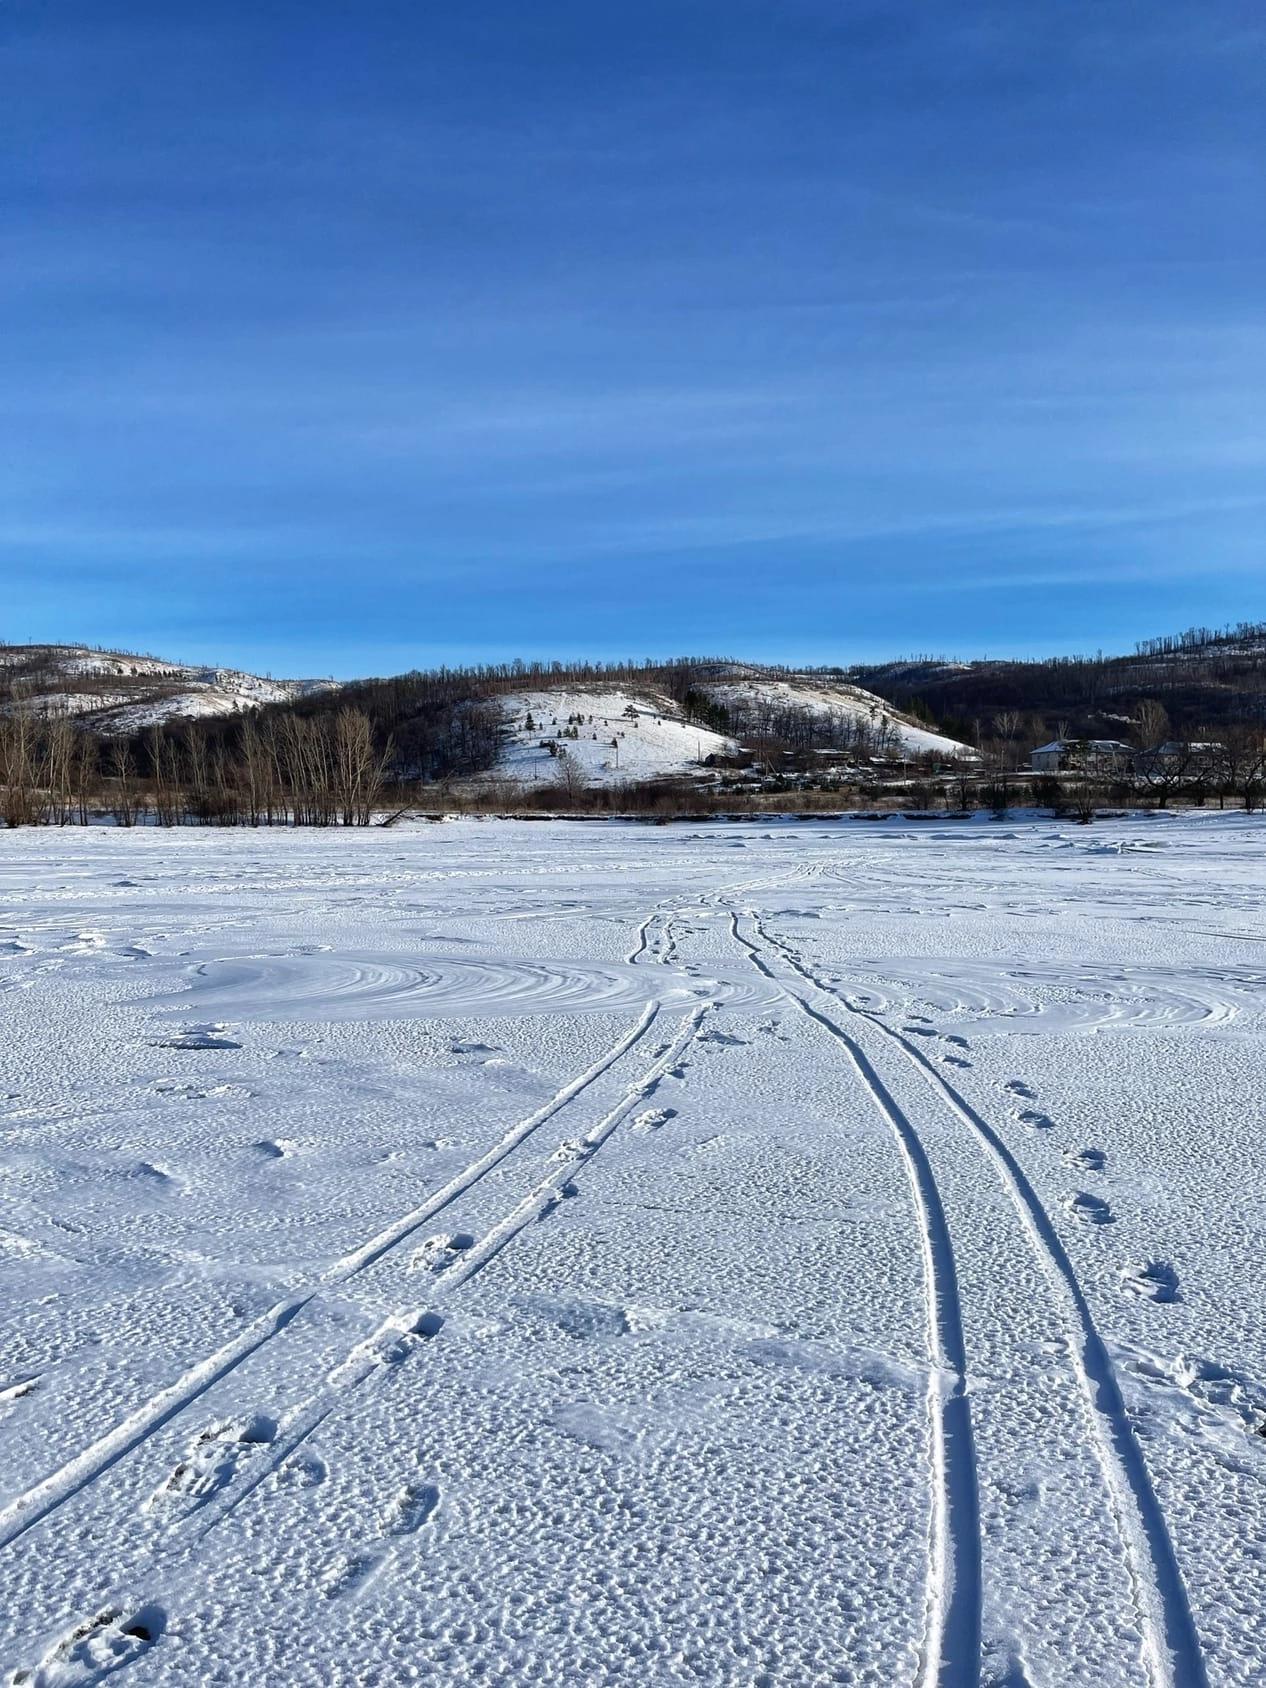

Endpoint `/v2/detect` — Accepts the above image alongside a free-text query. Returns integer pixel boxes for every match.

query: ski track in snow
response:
[2,817,1263,1684]
[2,904,712,1681]
[727,909,981,1688]
[742,908,1207,1688]
[0,915,695,1562]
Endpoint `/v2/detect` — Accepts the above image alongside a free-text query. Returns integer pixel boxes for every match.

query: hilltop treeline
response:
[855,623,1266,745]
[1133,621,1266,658]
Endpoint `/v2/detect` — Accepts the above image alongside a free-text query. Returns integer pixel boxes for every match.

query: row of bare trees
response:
[0,707,392,826]
[0,711,97,826]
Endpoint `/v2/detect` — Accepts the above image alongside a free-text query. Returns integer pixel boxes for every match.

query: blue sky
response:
[3,1,1263,677]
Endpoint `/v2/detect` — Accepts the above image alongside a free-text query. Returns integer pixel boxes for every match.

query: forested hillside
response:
[852,621,1266,748]
[4,627,1264,823]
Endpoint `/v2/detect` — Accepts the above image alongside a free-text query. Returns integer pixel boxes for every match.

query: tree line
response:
[0,706,392,827]
[855,626,1266,745]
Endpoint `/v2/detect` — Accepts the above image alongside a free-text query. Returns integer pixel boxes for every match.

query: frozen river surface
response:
[1,816,1264,1687]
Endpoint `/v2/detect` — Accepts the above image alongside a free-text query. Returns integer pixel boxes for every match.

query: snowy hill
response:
[0,645,339,731]
[696,670,973,759]
[473,673,972,789]
[478,688,737,787]
[0,645,973,780]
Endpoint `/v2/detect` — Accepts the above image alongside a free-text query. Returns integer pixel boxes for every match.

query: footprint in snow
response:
[1171,1355,1266,1433]
[1122,1260,1181,1303]
[278,1449,328,1489]
[551,1137,597,1165]
[1017,1109,1056,1132]
[391,1480,441,1534]
[1065,1146,1107,1173]
[127,1161,182,1191]
[148,1414,277,1513]
[1067,1191,1115,1226]
[940,1054,971,1068]
[322,1552,380,1602]
[324,1479,441,1602]
[632,1107,676,1133]
[983,1647,1037,1688]
[0,1375,38,1409]
[11,1604,166,1686]
[412,1233,474,1273]
[1004,1080,1037,1100]
[328,1313,443,1387]
[153,1022,242,1051]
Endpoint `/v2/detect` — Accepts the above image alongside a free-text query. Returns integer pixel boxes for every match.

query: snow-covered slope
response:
[2,647,971,769]
[699,671,974,759]
[0,645,338,731]
[477,674,971,788]
[479,688,736,786]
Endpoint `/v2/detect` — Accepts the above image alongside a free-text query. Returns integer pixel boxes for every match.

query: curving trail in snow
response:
[0,925,683,1558]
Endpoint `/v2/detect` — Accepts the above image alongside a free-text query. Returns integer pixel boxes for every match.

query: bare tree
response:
[334,708,391,825]
[1216,724,1266,812]
[554,747,588,807]
[992,709,1022,771]
[1131,698,1171,749]
[1134,741,1191,809]
[107,737,140,826]
[0,707,41,825]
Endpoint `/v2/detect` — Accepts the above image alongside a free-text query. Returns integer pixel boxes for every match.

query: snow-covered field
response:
[1,816,1264,1686]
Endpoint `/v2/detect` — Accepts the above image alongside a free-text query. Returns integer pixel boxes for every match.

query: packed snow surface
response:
[1,815,1264,1685]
